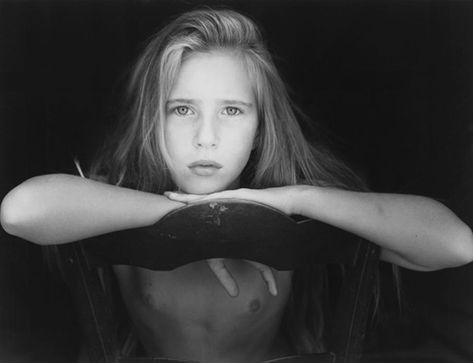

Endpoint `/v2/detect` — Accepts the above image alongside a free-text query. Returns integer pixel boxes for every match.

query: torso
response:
[113,259,293,363]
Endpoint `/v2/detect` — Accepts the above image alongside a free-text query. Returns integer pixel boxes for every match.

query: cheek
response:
[228,130,257,165]
[162,126,190,182]
[164,125,187,156]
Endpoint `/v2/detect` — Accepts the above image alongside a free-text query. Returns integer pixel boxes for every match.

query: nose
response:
[193,114,218,149]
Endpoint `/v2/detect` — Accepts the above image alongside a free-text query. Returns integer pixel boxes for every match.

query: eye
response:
[223,106,242,116]
[174,106,193,116]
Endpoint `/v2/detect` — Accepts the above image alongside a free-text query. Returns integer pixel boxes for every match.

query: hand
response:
[164,186,303,216]
[164,187,294,298]
[206,258,278,297]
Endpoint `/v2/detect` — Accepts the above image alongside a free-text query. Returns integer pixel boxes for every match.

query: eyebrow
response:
[220,99,254,108]
[166,98,253,108]
[166,98,196,106]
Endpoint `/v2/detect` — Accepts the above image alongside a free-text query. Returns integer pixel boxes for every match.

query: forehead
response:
[170,50,255,101]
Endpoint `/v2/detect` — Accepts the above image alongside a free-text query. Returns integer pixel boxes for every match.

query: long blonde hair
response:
[89,8,364,192]
[89,8,367,354]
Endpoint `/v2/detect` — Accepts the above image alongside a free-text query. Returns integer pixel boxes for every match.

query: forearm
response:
[292,185,473,270]
[0,174,183,245]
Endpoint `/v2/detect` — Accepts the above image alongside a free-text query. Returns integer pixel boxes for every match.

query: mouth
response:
[188,160,222,176]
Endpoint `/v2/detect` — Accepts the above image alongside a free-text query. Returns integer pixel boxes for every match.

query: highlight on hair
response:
[88,8,369,355]
[89,8,365,193]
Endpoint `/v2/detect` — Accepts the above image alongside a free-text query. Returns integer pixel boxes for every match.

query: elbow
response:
[1,174,61,236]
[1,189,25,236]
[417,223,473,272]
[445,223,473,268]
[0,184,35,237]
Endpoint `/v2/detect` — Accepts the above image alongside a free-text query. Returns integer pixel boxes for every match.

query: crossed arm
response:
[1,174,472,295]
[165,186,473,271]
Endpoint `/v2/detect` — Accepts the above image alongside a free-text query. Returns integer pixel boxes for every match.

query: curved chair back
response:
[58,200,379,363]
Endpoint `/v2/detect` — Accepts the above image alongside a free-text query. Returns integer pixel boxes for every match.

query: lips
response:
[188,160,222,176]
[188,160,223,168]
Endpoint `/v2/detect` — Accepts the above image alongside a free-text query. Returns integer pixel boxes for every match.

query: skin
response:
[113,50,293,362]
[2,49,472,362]
[164,51,258,196]
[166,187,473,272]
[162,50,278,297]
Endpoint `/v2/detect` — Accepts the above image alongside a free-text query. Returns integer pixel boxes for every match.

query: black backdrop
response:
[0,0,472,362]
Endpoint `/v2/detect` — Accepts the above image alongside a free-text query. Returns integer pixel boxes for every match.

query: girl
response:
[1,8,472,363]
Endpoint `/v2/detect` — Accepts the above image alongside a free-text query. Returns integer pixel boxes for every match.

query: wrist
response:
[138,193,184,227]
[288,184,316,216]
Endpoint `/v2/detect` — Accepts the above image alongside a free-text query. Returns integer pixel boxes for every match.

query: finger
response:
[247,261,278,296]
[207,259,239,297]
[199,189,250,201]
[211,189,249,200]
[164,192,205,203]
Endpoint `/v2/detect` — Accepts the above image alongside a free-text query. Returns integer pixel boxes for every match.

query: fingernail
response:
[229,286,239,297]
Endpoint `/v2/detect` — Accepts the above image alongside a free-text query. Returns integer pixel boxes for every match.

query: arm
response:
[0,174,183,245]
[165,185,473,271]
[292,186,473,271]
[0,174,276,298]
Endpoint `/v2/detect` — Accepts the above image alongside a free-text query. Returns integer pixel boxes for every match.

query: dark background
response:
[0,0,472,362]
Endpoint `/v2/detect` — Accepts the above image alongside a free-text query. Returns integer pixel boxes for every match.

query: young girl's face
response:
[164,50,258,194]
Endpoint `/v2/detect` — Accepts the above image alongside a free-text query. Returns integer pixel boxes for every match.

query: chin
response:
[180,179,234,195]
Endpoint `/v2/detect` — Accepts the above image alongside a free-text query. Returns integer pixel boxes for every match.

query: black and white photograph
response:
[1,1,472,362]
